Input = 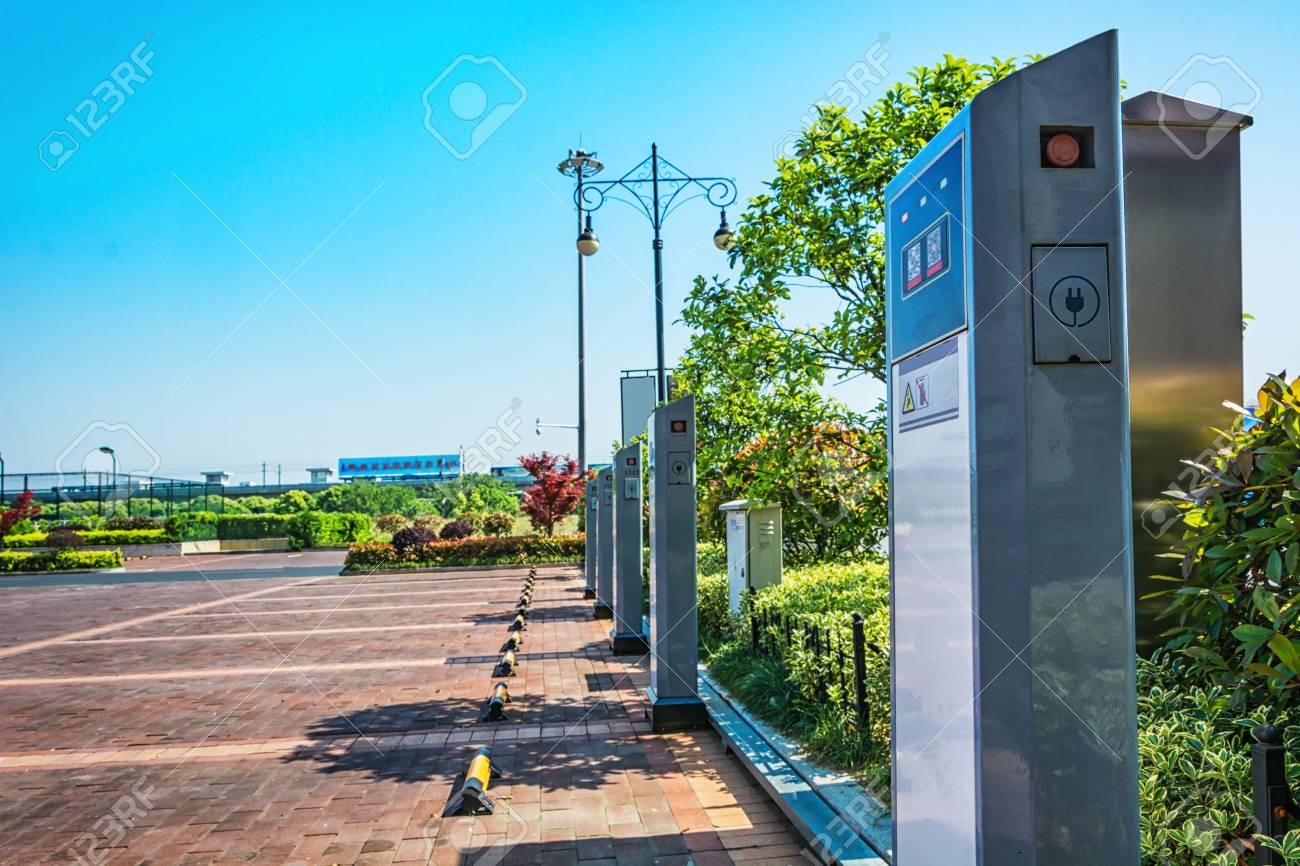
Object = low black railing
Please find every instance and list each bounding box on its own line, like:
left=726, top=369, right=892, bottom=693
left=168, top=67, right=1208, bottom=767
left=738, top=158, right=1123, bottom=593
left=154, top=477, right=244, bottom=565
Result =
left=745, top=597, right=888, bottom=743
left=1252, top=724, right=1295, bottom=864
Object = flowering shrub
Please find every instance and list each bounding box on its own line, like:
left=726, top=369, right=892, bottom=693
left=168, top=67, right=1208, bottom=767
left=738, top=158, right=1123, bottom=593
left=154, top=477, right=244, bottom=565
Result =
left=439, top=520, right=474, bottom=541
left=345, top=534, right=584, bottom=570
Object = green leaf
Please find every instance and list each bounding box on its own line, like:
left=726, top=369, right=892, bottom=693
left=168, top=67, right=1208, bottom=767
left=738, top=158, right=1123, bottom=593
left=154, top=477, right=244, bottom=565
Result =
left=1268, top=549, right=1284, bottom=583
left=1269, top=633, right=1300, bottom=673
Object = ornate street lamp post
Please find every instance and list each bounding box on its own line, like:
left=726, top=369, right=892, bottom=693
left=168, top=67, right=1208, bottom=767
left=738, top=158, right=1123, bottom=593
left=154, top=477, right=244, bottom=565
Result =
left=575, top=144, right=736, bottom=401
left=558, top=149, right=605, bottom=473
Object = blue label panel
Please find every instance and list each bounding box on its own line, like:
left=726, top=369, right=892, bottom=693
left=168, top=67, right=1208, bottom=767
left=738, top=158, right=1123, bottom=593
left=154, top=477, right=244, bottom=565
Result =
left=887, top=132, right=967, bottom=359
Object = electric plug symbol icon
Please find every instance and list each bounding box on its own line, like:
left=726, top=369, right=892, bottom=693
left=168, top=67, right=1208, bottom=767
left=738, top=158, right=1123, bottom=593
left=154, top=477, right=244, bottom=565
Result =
left=1064, top=285, right=1086, bottom=325
left=1048, top=275, right=1100, bottom=328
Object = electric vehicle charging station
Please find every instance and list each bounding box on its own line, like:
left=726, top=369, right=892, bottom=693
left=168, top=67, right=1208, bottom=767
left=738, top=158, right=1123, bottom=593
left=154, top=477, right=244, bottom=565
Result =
left=646, top=394, right=708, bottom=731
left=594, top=467, right=614, bottom=619
left=886, top=31, right=1138, bottom=865
left=583, top=477, right=598, bottom=600
left=610, top=443, right=649, bottom=655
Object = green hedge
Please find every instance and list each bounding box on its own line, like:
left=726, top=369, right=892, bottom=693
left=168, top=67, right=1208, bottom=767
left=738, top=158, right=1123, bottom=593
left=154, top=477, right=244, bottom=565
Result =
left=287, top=512, right=371, bottom=549
left=215, top=514, right=295, bottom=540
left=345, top=534, right=584, bottom=570
left=0, top=549, right=123, bottom=572
left=163, top=511, right=370, bottom=548
left=165, top=511, right=217, bottom=541
left=2, top=529, right=171, bottom=548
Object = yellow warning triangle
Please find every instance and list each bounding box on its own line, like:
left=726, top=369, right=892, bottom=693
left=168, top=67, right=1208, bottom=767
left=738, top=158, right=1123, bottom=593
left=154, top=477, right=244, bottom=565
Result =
left=902, top=383, right=916, bottom=413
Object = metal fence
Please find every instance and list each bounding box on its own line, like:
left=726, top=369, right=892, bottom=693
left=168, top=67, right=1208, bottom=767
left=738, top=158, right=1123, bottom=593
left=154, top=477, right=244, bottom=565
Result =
left=1, top=472, right=227, bottom=518
left=745, top=600, right=889, bottom=744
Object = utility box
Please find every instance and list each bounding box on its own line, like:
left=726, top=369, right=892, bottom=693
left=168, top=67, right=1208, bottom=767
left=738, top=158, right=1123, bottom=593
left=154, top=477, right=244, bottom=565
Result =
left=885, top=32, right=1137, bottom=865
left=718, top=500, right=782, bottom=614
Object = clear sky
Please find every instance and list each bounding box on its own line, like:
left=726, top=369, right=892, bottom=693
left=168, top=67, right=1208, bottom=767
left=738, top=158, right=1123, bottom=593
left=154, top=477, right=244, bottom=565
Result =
left=2, top=1, right=1294, bottom=484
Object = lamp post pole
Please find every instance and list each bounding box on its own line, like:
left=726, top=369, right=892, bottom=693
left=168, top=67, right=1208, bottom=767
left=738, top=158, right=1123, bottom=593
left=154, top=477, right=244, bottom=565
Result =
left=559, top=149, right=605, bottom=473
left=575, top=144, right=736, bottom=402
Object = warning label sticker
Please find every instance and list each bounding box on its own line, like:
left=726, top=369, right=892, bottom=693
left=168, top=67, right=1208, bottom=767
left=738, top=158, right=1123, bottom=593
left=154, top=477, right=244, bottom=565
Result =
left=895, top=336, right=959, bottom=433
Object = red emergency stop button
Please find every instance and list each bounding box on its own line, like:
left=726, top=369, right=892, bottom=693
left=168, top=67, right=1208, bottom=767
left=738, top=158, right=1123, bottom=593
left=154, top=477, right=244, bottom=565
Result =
left=1045, top=133, right=1081, bottom=168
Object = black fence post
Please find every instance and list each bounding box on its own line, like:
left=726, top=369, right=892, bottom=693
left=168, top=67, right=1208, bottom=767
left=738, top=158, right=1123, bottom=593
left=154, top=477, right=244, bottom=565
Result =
left=750, top=611, right=760, bottom=653
left=852, top=613, right=869, bottom=736
left=1253, top=724, right=1290, bottom=864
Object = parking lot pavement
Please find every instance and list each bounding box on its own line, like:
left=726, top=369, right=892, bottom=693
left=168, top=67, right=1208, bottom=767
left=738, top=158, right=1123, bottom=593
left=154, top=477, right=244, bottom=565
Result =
left=0, top=558, right=808, bottom=865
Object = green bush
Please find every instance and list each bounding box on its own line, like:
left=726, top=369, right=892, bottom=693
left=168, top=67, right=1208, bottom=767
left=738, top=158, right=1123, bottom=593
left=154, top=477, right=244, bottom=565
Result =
left=104, top=515, right=163, bottom=530
left=216, top=514, right=294, bottom=540
left=3, top=528, right=172, bottom=548
left=272, top=489, right=316, bottom=514
left=374, top=513, right=409, bottom=534
left=459, top=510, right=486, bottom=532
left=238, top=496, right=276, bottom=513
left=483, top=511, right=514, bottom=536
left=287, top=511, right=370, bottom=549
left=345, top=534, right=584, bottom=570
left=0, top=549, right=123, bottom=572
left=1152, top=374, right=1300, bottom=710
left=165, top=511, right=217, bottom=541
left=705, top=559, right=890, bottom=774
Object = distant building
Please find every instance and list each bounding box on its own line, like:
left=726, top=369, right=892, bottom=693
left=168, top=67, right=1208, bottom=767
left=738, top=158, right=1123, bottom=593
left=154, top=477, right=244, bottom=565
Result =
left=491, top=465, right=533, bottom=486
left=201, top=471, right=230, bottom=485
left=307, top=467, right=334, bottom=484
left=337, top=454, right=460, bottom=482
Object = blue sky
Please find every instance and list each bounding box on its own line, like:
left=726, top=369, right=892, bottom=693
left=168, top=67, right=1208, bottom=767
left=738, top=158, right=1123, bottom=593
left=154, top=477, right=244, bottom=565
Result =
left=2, top=1, right=1294, bottom=483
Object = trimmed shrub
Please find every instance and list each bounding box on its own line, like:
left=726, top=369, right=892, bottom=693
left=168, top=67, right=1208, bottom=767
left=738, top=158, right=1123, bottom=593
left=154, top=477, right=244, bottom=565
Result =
left=44, top=528, right=86, bottom=549
left=6, top=528, right=172, bottom=548
left=440, top=520, right=474, bottom=541
left=345, top=534, right=585, bottom=570
left=392, top=524, right=439, bottom=556
left=482, top=511, right=514, bottom=536
left=216, top=514, right=294, bottom=540
left=0, top=549, right=123, bottom=572
left=165, top=511, right=218, bottom=541
left=1, top=532, right=46, bottom=549
left=287, top=512, right=370, bottom=549
left=375, top=513, right=410, bottom=534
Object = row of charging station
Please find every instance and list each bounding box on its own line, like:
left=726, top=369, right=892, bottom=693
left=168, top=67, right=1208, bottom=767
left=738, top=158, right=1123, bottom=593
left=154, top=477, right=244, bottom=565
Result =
left=584, top=395, right=707, bottom=733
left=578, top=27, right=1252, bottom=860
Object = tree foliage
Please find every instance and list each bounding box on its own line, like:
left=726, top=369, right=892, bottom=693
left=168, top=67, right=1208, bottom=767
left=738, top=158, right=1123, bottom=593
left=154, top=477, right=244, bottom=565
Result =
left=1154, top=374, right=1300, bottom=709
left=678, top=56, right=1028, bottom=561
left=726, top=55, right=1025, bottom=381
left=0, top=491, right=42, bottom=547
left=518, top=452, right=585, bottom=537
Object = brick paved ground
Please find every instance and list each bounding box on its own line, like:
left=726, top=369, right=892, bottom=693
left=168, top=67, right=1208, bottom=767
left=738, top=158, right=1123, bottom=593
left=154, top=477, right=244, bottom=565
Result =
left=0, top=556, right=807, bottom=865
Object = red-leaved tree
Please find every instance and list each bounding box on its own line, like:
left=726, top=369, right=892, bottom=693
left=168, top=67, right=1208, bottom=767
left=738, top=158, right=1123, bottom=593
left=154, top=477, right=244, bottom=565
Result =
left=0, top=491, right=42, bottom=548
left=518, top=452, right=587, bottom=537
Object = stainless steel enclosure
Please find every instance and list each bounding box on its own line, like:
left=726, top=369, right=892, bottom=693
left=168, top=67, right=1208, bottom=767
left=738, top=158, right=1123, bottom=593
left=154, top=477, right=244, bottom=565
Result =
left=646, top=394, right=707, bottom=731
left=1121, top=91, right=1250, bottom=653
left=610, top=443, right=648, bottom=655
left=886, top=31, right=1138, bottom=865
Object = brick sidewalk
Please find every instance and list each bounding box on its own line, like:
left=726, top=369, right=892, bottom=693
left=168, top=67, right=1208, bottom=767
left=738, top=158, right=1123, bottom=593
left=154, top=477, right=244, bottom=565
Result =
left=0, top=563, right=807, bottom=865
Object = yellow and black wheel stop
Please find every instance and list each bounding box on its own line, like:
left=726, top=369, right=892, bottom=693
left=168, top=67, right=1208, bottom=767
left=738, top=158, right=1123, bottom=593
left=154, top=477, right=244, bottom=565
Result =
left=445, top=747, right=499, bottom=815
left=480, top=681, right=511, bottom=722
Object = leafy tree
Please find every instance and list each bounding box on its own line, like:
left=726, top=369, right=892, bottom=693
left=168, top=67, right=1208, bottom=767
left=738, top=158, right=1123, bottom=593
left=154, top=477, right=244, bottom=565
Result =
left=1154, top=374, right=1300, bottom=709
left=0, top=491, right=42, bottom=548
left=272, top=489, right=316, bottom=514
left=724, top=55, right=1025, bottom=382
left=679, top=55, right=1028, bottom=561
left=315, top=480, right=418, bottom=517
left=518, top=452, right=586, bottom=537
left=678, top=276, right=887, bottom=561
left=239, top=495, right=275, bottom=513
left=418, top=475, right=519, bottom=517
